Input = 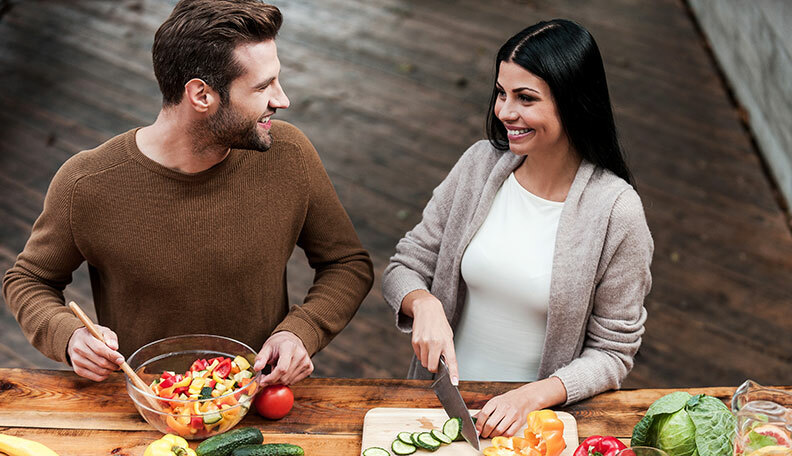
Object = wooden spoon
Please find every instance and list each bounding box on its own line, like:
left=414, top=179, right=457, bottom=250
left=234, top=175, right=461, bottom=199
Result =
left=68, top=301, right=162, bottom=411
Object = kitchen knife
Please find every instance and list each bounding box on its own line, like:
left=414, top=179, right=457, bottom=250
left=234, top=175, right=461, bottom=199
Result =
left=431, top=357, right=480, bottom=450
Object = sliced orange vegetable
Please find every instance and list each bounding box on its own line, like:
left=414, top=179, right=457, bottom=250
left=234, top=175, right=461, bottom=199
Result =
left=513, top=437, right=532, bottom=450
left=493, top=437, right=515, bottom=449
left=166, top=415, right=191, bottom=435
left=484, top=447, right=518, bottom=456
left=524, top=410, right=566, bottom=456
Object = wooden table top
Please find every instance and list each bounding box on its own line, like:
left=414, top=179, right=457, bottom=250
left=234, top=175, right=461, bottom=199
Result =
left=1, top=369, right=784, bottom=456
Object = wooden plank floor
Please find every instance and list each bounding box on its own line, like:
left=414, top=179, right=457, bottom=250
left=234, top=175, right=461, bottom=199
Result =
left=1, top=0, right=790, bottom=388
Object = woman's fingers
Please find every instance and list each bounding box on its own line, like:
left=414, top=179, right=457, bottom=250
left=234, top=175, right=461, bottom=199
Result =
left=504, top=417, right=523, bottom=438
left=481, top=407, right=507, bottom=438
left=492, top=407, right=519, bottom=437
left=475, top=399, right=498, bottom=435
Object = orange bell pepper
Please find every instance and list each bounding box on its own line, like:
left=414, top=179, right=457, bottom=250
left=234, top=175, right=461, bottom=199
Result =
left=524, top=410, right=566, bottom=456
left=483, top=409, right=566, bottom=456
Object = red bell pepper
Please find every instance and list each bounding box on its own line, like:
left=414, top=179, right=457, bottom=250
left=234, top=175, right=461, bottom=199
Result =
left=190, top=359, right=208, bottom=372
left=173, top=386, right=188, bottom=395
left=573, top=436, right=627, bottom=456
left=159, top=377, right=175, bottom=389
left=190, top=415, right=204, bottom=429
left=214, top=358, right=232, bottom=378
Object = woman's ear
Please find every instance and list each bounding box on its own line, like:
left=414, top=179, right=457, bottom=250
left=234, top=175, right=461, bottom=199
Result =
left=183, top=78, right=219, bottom=113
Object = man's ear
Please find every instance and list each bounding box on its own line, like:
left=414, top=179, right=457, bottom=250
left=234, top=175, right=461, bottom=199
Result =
left=184, top=78, right=219, bottom=113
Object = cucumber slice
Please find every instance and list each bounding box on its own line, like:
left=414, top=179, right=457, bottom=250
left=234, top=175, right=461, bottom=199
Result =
left=202, top=410, right=222, bottom=424
left=410, top=432, right=422, bottom=447
left=442, top=417, right=462, bottom=441
left=199, top=386, right=213, bottom=399
left=391, top=439, right=416, bottom=455
left=238, top=393, right=252, bottom=409
left=416, top=432, right=441, bottom=451
left=397, top=432, right=414, bottom=445
left=362, top=447, right=390, bottom=456
left=430, top=429, right=452, bottom=444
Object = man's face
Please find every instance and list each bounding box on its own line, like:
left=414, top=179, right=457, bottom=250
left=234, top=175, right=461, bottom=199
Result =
left=206, top=40, right=290, bottom=151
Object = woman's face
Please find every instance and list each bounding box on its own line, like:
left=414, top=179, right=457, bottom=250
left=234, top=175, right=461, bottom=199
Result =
left=493, top=61, right=569, bottom=157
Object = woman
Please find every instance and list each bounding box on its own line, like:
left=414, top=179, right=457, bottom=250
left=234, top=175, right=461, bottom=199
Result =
left=382, top=19, right=653, bottom=439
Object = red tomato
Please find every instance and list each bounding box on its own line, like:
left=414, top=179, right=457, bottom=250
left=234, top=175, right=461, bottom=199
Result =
left=254, top=384, right=294, bottom=420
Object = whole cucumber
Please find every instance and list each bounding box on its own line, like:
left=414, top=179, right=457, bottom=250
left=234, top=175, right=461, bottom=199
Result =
left=231, top=443, right=305, bottom=456
left=196, top=427, right=264, bottom=456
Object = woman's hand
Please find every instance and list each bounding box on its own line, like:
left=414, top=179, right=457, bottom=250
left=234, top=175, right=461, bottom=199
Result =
left=474, top=376, right=567, bottom=438
left=401, top=290, right=459, bottom=385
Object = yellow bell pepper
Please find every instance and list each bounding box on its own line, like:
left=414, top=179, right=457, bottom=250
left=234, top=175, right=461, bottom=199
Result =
left=483, top=409, right=566, bottom=456
left=233, top=355, right=251, bottom=371
left=143, top=434, right=196, bottom=456
left=173, top=374, right=192, bottom=389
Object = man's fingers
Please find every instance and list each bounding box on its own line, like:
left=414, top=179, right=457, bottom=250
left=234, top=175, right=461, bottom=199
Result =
left=84, top=337, right=122, bottom=370
left=283, top=361, right=312, bottom=385
left=261, top=345, right=294, bottom=385
left=99, top=326, right=120, bottom=351
left=254, top=344, right=273, bottom=373
left=72, top=357, right=113, bottom=381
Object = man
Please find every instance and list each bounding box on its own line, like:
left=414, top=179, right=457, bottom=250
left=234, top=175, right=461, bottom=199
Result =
left=2, top=0, right=373, bottom=386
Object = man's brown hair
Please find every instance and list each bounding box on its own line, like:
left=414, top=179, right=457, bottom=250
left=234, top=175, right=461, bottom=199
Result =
left=153, top=0, right=282, bottom=106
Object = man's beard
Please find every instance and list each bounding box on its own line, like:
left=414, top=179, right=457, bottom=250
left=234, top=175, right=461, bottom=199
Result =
left=204, top=101, right=272, bottom=152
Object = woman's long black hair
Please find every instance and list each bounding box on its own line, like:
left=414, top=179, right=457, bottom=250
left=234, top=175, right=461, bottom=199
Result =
left=486, top=19, right=635, bottom=187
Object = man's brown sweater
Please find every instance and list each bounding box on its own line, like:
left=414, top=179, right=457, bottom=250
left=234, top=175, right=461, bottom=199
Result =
left=3, top=120, right=374, bottom=363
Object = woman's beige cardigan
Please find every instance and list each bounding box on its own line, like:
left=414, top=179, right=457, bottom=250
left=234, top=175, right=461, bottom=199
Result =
left=382, top=140, right=654, bottom=405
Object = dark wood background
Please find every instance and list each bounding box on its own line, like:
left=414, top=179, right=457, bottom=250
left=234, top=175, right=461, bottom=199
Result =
left=1, top=0, right=790, bottom=389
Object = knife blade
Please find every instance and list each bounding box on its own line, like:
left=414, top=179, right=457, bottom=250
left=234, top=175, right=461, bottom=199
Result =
left=431, top=357, right=480, bottom=450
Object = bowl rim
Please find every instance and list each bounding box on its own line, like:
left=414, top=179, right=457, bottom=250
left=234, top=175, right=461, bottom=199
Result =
left=125, top=333, right=261, bottom=403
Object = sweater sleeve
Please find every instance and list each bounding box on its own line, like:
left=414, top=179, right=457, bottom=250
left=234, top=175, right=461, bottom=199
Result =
left=381, top=145, right=474, bottom=333
left=551, top=189, right=654, bottom=405
left=272, top=129, right=374, bottom=356
left=2, top=158, right=86, bottom=364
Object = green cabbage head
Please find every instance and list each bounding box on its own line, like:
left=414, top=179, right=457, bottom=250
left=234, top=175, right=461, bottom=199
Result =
left=632, top=392, right=736, bottom=456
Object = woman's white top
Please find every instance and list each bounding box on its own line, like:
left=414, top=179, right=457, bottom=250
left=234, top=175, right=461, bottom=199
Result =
left=454, top=172, right=564, bottom=381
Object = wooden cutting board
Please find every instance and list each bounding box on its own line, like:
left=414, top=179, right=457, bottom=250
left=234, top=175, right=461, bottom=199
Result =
left=361, top=408, right=578, bottom=455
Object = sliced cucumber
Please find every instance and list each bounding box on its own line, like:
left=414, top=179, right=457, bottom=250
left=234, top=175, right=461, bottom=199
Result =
left=203, top=410, right=222, bottom=425
left=415, top=432, right=441, bottom=451
left=199, top=386, right=214, bottom=399
left=396, top=432, right=413, bottom=445
left=362, top=447, right=390, bottom=456
left=442, top=417, right=462, bottom=441
left=430, top=429, right=452, bottom=445
left=391, top=439, right=416, bottom=455
left=238, top=393, right=252, bottom=409
left=410, top=432, right=422, bottom=447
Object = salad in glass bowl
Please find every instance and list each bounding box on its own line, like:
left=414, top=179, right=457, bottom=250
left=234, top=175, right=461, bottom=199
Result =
left=125, top=334, right=261, bottom=439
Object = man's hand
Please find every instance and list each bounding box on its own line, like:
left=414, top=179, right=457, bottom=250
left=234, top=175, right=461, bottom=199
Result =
left=254, top=331, right=313, bottom=387
left=67, top=326, right=124, bottom=382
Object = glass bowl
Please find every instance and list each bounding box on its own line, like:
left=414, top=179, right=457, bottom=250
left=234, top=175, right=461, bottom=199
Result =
left=125, top=334, right=261, bottom=440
